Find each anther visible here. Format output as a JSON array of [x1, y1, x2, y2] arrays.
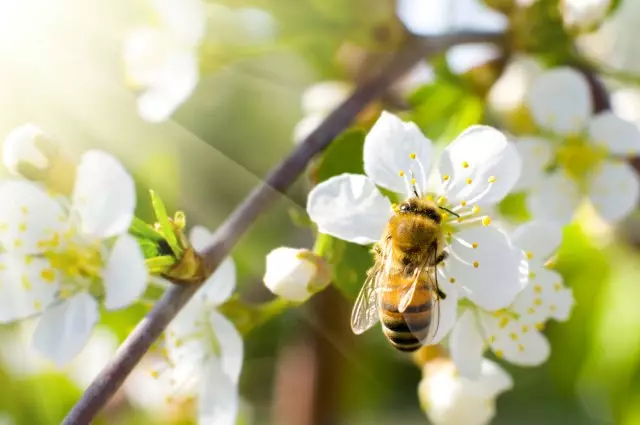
[[509, 332, 518, 340], [526, 251, 534, 260], [495, 350, 504, 358], [521, 325, 529, 333], [466, 178, 473, 185], [534, 285, 542, 293], [436, 196, 447, 206], [442, 175, 450, 181], [529, 272, 536, 279], [449, 277, 456, 283], [409, 153, 416, 159], [462, 161, 469, 168], [481, 216, 491, 226], [473, 261, 479, 268], [518, 344, 525, 352], [534, 298, 543, 306], [535, 323, 545, 331], [471, 205, 481, 214], [554, 283, 562, 291], [399, 171, 405, 177], [460, 200, 467, 207], [472, 242, 479, 249], [488, 176, 496, 183]]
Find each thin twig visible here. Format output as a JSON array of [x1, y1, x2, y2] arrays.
[[61, 31, 504, 425]]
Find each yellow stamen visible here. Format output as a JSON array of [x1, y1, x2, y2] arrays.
[[482, 216, 491, 226], [526, 251, 534, 260], [409, 153, 416, 159], [466, 178, 473, 185], [473, 261, 479, 268], [462, 161, 469, 168], [471, 242, 479, 249], [488, 176, 496, 183]]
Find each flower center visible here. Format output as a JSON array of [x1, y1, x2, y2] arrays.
[[553, 134, 607, 184], [40, 228, 104, 297]]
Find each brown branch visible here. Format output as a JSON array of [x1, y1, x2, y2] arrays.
[[61, 31, 504, 425]]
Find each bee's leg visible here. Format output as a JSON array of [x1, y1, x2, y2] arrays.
[[435, 251, 448, 265]]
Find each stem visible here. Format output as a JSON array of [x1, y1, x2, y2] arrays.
[[61, 31, 504, 425]]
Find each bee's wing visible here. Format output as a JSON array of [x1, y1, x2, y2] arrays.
[[350, 263, 383, 334]]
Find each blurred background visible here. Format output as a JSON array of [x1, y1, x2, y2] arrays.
[[1, 0, 640, 424]]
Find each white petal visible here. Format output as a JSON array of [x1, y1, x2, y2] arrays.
[[32, 292, 99, 366], [152, 0, 205, 45], [263, 247, 316, 302], [512, 221, 563, 269], [363, 111, 433, 195], [209, 310, 243, 385], [293, 113, 325, 144], [189, 225, 214, 252], [2, 124, 50, 175], [73, 150, 135, 238], [430, 283, 458, 344], [588, 160, 640, 223], [450, 310, 484, 379], [301, 81, 351, 115], [527, 171, 582, 224], [306, 174, 392, 245], [588, 112, 640, 156], [512, 137, 554, 191], [0, 180, 66, 254], [199, 359, 239, 425], [512, 268, 574, 324], [478, 359, 513, 397], [527, 67, 592, 135], [103, 234, 148, 310], [447, 226, 528, 311], [0, 255, 59, 323], [479, 311, 550, 366], [199, 257, 236, 306], [439, 126, 521, 206]]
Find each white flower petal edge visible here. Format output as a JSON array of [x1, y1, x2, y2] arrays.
[[263, 247, 317, 302], [512, 221, 563, 268], [439, 125, 521, 206], [3, 124, 50, 174], [512, 137, 553, 192], [527, 171, 582, 225], [306, 174, 392, 245], [103, 234, 148, 310], [450, 310, 484, 379], [199, 257, 237, 306], [301, 81, 351, 115], [32, 292, 99, 366], [363, 111, 433, 194], [527, 67, 592, 135], [446, 226, 528, 311], [199, 359, 239, 425], [208, 311, 243, 384], [189, 225, 214, 253], [73, 150, 136, 238], [588, 161, 640, 222], [0, 180, 66, 254], [588, 112, 640, 156]]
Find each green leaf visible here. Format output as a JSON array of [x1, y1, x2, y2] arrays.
[[137, 237, 160, 259], [149, 190, 182, 257], [497, 192, 532, 223], [129, 217, 164, 242], [314, 128, 366, 183]]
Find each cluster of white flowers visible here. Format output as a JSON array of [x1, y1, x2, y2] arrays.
[[301, 110, 580, 425], [0, 125, 148, 366]]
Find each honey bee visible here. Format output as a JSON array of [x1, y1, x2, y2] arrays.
[[351, 196, 454, 352]]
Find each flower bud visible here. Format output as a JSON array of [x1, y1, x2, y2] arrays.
[[418, 358, 512, 425], [2, 124, 75, 195], [3, 124, 55, 176], [263, 247, 331, 302]]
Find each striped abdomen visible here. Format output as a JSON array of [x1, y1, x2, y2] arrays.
[[379, 275, 435, 352]]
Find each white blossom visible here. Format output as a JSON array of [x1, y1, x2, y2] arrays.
[[450, 222, 574, 379], [561, 0, 611, 31], [307, 111, 527, 344], [517, 67, 640, 224], [263, 247, 330, 302], [0, 150, 147, 365], [418, 358, 512, 425], [293, 81, 351, 143], [124, 0, 206, 122], [160, 225, 243, 425], [2, 124, 54, 177]]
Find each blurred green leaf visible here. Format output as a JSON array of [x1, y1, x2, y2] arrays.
[[498, 192, 532, 223], [313, 128, 366, 183]]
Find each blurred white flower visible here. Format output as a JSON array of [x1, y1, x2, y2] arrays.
[[307, 111, 526, 343], [293, 81, 351, 143], [2, 124, 54, 177], [263, 247, 330, 302], [0, 413, 14, 425], [160, 225, 243, 425], [515, 67, 640, 224], [418, 358, 512, 425], [488, 55, 544, 113], [450, 222, 574, 378], [0, 150, 147, 365], [124, 0, 206, 122], [561, 0, 611, 31]]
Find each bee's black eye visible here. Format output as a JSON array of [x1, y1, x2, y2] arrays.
[[399, 204, 410, 213]]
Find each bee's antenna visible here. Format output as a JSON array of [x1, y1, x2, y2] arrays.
[[439, 206, 460, 217], [409, 171, 420, 198]]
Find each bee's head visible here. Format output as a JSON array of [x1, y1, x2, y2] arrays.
[[396, 198, 442, 224]]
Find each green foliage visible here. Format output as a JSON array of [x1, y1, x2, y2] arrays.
[[498, 192, 532, 223], [313, 128, 366, 183]]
